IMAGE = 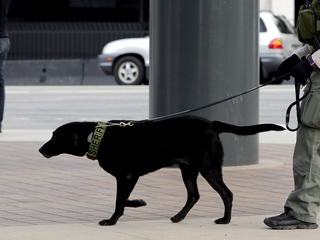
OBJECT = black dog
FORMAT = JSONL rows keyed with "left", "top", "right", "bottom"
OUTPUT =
{"left": 39, "top": 115, "right": 284, "bottom": 226}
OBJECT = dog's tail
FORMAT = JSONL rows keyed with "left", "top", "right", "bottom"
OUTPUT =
{"left": 212, "top": 121, "right": 285, "bottom": 135}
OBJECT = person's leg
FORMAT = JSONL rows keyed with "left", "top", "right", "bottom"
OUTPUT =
{"left": 284, "top": 124, "right": 320, "bottom": 223}
{"left": 264, "top": 124, "right": 320, "bottom": 229}
{"left": 0, "top": 38, "right": 10, "bottom": 131}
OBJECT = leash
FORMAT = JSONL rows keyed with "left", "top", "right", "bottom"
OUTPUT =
{"left": 150, "top": 73, "right": 291, "bottom": 122}
{"left": 285, "top": 78, "right": 311, "bottom": 131}
{"left": 95, "top": 73, "right": 308, "bottom": 132}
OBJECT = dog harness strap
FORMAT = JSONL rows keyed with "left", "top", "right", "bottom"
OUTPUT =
{"left": 86, "top": 122, "right": 107, "bottom": 160}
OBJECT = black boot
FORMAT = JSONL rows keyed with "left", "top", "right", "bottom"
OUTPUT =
{"left": 264, "top": 212, "right": 318, "bottom": 230}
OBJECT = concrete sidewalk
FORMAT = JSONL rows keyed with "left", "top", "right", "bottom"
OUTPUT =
{"left": 1, "top": 133, "right": 319, "bottom": 239}
{"left": 2, "top": 215, "right": 320, "bottom": 240}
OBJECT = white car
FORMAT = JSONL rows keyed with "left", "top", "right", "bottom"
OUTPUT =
{"left": 98, "top": 36, "right": 149, "bottom": 85}
{"left": 98, "top": 11, "right": 302, "bottom": 85}
{"left": 259, "top": 11, "right": 302, "bottom": 84}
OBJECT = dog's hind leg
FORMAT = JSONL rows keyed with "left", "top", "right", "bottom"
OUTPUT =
{"left": 200, "top": 167, "right": 233, "bottom": 224}
{"left": 171, "top": 163, "right": 200, "bottom": 223}
{"left": 199, "top": 136, "right": 233, "bottom": 224}
{"left": 99, "top": 175, "right": 139, "bottom": 226}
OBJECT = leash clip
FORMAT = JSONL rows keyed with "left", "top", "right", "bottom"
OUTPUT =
{"left": 120, "top": 121, "right": 134, "bottom": 127}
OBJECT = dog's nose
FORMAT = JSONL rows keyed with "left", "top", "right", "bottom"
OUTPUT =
{"left": 39, "top": 147, "right": 51, "bottom": 158}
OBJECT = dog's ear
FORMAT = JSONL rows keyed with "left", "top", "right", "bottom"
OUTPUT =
{"left": 72, "top": 131, "right": 89, "bottom": 149}
{"left": 72, "top": 122, "right": 96, "bottom": 149}
{"left": 72, "top": 132, "right": 81, "bottom": 148}
{"left": 70, "top": 131, "right": 90, "bottom": 157}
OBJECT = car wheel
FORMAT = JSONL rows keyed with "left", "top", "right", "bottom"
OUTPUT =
{"left": 113, "top": 56, "right": 145, "bottom": 85}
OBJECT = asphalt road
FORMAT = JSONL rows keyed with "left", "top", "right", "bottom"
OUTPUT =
{"left": 3, "top": 85, "right": 149, "bottom": 130}
{"left": 2, "top": 83, "right": 298, "bottom": 131}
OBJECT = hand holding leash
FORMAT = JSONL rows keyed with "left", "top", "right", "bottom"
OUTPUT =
{"left": 277, "top": 54, "right": 301, "bottom": 80}
{"left": 291, "top": 58, "right": 316, "bottom": 85}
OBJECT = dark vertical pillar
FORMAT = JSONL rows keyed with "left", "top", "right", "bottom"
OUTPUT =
{"left": 150, "top": 0, "right": 260, "bottom": 166}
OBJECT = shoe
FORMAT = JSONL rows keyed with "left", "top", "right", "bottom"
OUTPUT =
{"left": 264, "top": 212, "right": 319, "bottom": 230}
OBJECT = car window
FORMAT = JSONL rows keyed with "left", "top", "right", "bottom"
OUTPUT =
{"left": 272, "top": 15, "right": 295, "bottom": 34}
{"left": 260, "top": 18, "right": 267, "bottom": 32}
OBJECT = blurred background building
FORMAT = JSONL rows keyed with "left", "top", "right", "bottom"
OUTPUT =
{"left": 260, "top": 0, "right": 305, "bottom": 26}
{"left": 4, "top": 0, "right": 305, "bottom": 85}
{"left": 6, "top": 0, "right": 149, "bottom": 61}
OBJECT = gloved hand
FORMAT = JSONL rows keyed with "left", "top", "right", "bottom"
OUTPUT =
{"left": 290, "top": 57, "right": 315, "bottom": 85}
{"left": 277, "top": 54, "right": 301, "bottom": 80}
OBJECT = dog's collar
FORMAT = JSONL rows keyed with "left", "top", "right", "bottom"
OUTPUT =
{"left": 86, "top": 122, "right": 107, "bottom": 160}
{"left": 86, "top": 121, "right": 134, "bottom": 160}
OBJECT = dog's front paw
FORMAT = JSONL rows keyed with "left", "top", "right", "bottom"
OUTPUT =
{"left": 214, "top": 217, "right": 230, "bottom": 224}
{"left": 99, "top": 219, "right": 116, "bottom": 226}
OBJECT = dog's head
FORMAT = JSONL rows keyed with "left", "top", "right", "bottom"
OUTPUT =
{"left": 39, "top": 122, "right": 96, "bottom": 158}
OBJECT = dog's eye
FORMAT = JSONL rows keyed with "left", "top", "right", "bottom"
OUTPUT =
{"left": 51, "top": 135, "right": 57, "bottom": 142}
